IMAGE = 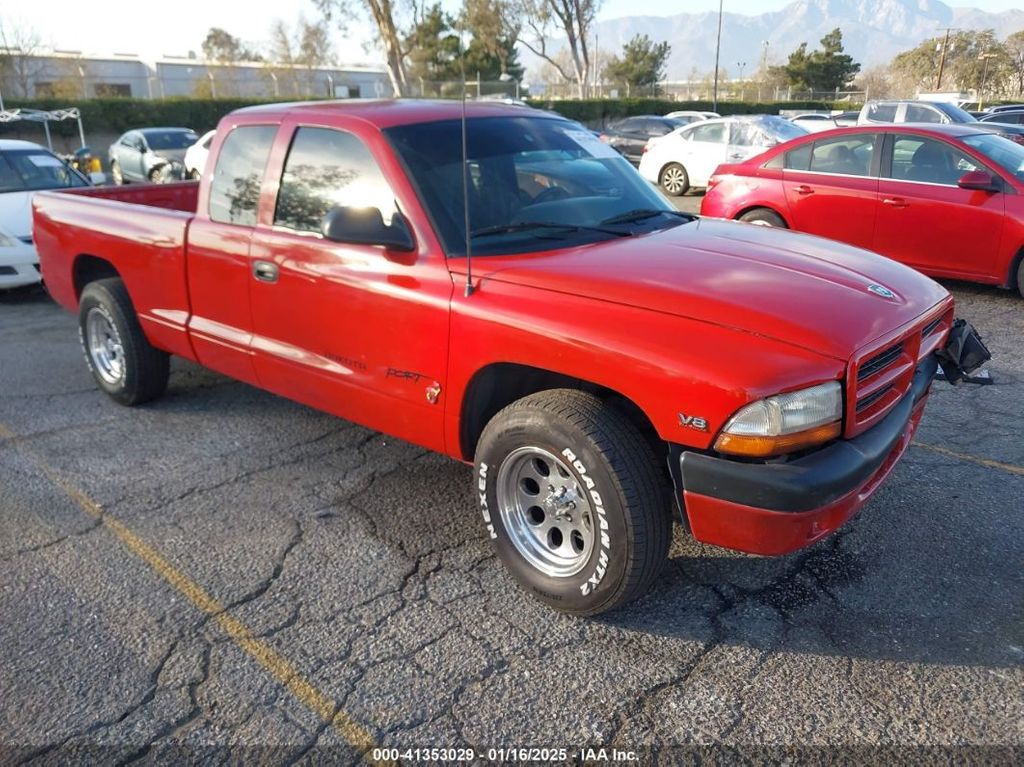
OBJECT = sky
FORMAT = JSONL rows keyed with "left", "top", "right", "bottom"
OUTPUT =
{"left": 3, "top": 0, "right": 1024, "bottom": 64}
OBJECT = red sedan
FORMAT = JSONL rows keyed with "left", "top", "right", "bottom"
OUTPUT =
{"left": 700, "top": 124, "right": 1024, "bottom": 297}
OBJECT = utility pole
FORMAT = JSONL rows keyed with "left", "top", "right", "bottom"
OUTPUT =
{"left": 712, "top": 0, "right": 724, "bottom": 110}
{"left": 935, "top": 28, "right": 958, "bottom": 91}
{"left": 978, "top": 51, "right": 997, "bottom": 110}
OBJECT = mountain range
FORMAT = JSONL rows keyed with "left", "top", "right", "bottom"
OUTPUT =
{"left": 522, "top": 0, "right": 1024, "bottom": 82}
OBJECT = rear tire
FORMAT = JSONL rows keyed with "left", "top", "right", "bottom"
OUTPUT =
{"left": 475, "top": 389, "right": 671, "bottom": 616}
{"left": 78, "top": 278, "right": 169, "bottom": 406}
{"left": 110, "top": 160, "right": 124, "bottom": 185}
{"left": 659, "top": 163, "right": 690, "bottom": 196}
{"left": 1016, "top": 257, "right": 1024, "bottom": 298}
{"left": 738, "top": 208, "right": 787, "bottom": 228}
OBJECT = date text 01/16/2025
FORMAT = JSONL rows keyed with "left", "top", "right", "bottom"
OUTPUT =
{"left": 370, "top": 747, "right": 639, "bottom": 762}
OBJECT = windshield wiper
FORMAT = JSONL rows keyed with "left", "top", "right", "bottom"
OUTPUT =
{"left": 600, "top": 208, "right": 696, "bottom": 226}
{"left": 470, "top": 221, "right": 631, "bottom": 239}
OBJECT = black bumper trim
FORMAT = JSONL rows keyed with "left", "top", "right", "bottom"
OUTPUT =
{"left": 679, "top": 355, "right": 937, "bottom": 513}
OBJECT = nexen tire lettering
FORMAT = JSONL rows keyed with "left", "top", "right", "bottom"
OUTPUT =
{"left": 561, "top": 447, "right": 611, "bottom": 595}
{"left": 478, "top": 462, "right": 497, "bottom": 539}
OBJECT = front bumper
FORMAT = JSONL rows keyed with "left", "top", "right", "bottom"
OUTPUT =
{"left": 0, "top": 242, "right": 42, "bottom": 289}
{"left": 679, "top": 355, "right": 937, "bottom": 555}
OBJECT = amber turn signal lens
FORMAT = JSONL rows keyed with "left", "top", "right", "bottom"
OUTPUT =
{"left": 714, "top": 421, "right": 842, "bottom": 459}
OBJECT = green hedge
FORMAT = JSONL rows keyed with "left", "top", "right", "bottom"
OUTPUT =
{"left": 0, "top": 98, "right": 281, "bottom": 136}
{"left": 540, "top": 98, "right": 856, "bottom": 124}
{"left": 0, "top": 96, "right": 861, "bottom": 138}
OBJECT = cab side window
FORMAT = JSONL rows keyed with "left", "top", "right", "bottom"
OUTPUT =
{"left": 274, "top": 127, "right": 398, "bottom": 235}
{"left": 208, "top": 125, "right": 277, "bottom": 226}
{"left": 905, "top": 104, "right": 943, "bottom": 124}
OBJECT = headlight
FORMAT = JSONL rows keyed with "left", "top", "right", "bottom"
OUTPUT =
{"left": 0, "top": 233, "right": 16, "bottom": 248}
{"left": 714, "top": 381, "right": 843, "bottom": 458}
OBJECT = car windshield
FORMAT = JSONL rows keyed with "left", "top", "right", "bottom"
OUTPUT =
{"left": 0, "top": 149, "right": 88, "bottom": 192}
{"left": 963, "top": 133, "right": 1024, "bottom": 182}
{"left": 385, "top": 116, "right": 688, "bottom": 256}
{"left": 937, "top": 102, "right": 977, "bottom": 122}
{"left": 143, "top": 130, "right": 199, "bottom": 150}
{"left": 758, "top": 116, "right": 809, "bottom": 141}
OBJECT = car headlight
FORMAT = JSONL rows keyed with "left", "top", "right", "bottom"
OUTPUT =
{"left": 0, "top": 233, "right": 16, "bottom": 248}
{"left": 714, "top": 381, "right": 843, "bottom": 458}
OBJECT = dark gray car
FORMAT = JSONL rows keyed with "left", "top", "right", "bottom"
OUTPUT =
{"left": 108, "top": 128, "right": 198, "bottom": 184}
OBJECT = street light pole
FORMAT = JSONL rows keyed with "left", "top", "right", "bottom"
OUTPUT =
{"left": 712, "top": 0, "right": 724, "bottom": 110}
{"left": 978, "top": 52, "right": 997, "bottom": 110}
{"left": 935, "top": 28, "right": 957, "bottom": 91}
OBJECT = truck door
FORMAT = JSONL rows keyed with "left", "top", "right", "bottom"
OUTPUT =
{"left": 186, "top": 124, "right": 277, "bottom": 384}
{"left": 248, "top": 123, "right": 453, "bottom": 453}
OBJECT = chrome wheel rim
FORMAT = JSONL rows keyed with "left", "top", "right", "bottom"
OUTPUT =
{"left": 111, "top": 163, "right": 122, "bottom": 184}
{"left": 749, "top": 219, "right": 774, "bottom": 227}
{"left": 662, "top": 166, "right": 687, "bottom": 194}
{"left": 496, "top": 447, "right": 596, "bottom": 578}
{"left": 85, "top": 307, "right": 125, "bottom": 385}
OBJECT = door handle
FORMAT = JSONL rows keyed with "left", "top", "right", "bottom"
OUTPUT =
{"left": 253, "top": 260, "right": 279, "bottom": 283}
{"left": 793, "top": 184, "right": 814, "bottom": 195}
{"left": 882, "top": 197, "right": 909, "bottom": 208}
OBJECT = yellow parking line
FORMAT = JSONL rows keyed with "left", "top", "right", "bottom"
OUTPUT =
{"left": 912, "top": 442, "right": 1024, "bottom": 477}
{"left": 2, "top": 422, "right": 382, "bottom": 762}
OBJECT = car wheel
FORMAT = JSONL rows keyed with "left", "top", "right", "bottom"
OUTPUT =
{"left": 738, "top": 208, "right": 787, "bottom": 228}
{"left": 659, "top": 163, "right": 689, "bottom": 196}
{"left": 148, "top": 167, "right": 165, "bottom": 184}
{"left": 78, "top": 278, "right": 170, "bottom": 406}
{"left": 475, "top": 389, "right": 671, "bottom": 616}
{"left": 110, "top": 160, "right": 124, "bottom": 185}
{"left": 1017, "top": 257, "right": 1024, "bottom": 299}
{"left": 188, "top": 168, "right": 201, "bottom": 181}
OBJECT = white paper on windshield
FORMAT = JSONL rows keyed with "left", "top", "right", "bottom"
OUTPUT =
{"left": 562, "top": 128, "right": 622, "bottom": 160}
{"left": 28, "top": 154, "right": 65, "bottom": 168}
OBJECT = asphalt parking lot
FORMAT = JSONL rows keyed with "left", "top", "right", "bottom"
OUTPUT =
{"left": 1, "top": 267, "right": 1022, "bottom": 762}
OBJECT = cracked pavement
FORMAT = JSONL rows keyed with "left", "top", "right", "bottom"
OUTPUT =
{"left": 0, "top": 279, "right": 1021, "bottom": 764}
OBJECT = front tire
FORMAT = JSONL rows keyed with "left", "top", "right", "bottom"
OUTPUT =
{"left": 475, "top": 390, "right": 670, "bottom": 616}
{"left": 738, "top": 208, "right": 787, "bottom": 228}
{"left": 110, "top": 160, "right": 124, "bottom": 185}
{"left": 659, "top": 163, "right": 690, "bottom": 196}
{"left": 78, "top": 279, "right": 169, "bottom": 406}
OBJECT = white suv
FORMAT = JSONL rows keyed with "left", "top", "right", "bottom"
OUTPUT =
{"left": 858, "top": 100, "right": 974, "bottom": 125}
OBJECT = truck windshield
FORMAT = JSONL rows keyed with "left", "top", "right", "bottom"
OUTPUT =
{"left": 385, "top": 116, "right": 686, "bottom": 256}
{"left": 0, "top": 150, "right": 88, "bottom": 192}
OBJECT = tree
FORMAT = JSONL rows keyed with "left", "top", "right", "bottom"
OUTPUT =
{"left": 890, "top": 29, "right": 1010, "bottom": 96}
{"left": 602, "top": 34, "right": 670, "bottom": 92}
{"left": 0, "top": 19, "right": 46, "bottom": 99}
{"left": 462, "top": 0, "right": 521, "bottom": 77}
{"left": 266, "top": 17, "right": 335, "bottom": 97}
{"left": 404, "top": 4, "right": 461, "bottom": 82}
{"left": 771, "top": 27, "right": 860, "bottom": 93}
{"left": 201, "top": 27, "right": 262, "bottom": 63}
{"left": 1008, "top": 30, "right": 1024, "bottom": 97}
{"left": 512, "top": 0, "right": 602, "bottom": 99}
{"left": 314, "top": 0, "right": 408, "bottom": 97}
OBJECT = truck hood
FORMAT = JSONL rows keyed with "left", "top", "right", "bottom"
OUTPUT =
{"left": 475, "top": 218, "right": 950, "bottom": 360}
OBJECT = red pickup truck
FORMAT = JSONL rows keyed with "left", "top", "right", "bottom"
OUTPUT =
{"left": 35, "top": 100, "right": 960, "bottom": 615}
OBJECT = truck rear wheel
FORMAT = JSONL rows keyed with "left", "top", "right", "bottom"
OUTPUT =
{"left": 78, "top": 278, "right": 169, "bottom": 406}
{"left": 475, "top": 389, "right": 670, "bottom": 615}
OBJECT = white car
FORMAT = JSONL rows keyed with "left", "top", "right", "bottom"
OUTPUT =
{"left": 0, "top": 139, "right": 93, "bottom": 289}
{"left": 184, "top": 130, "right": 215, "bottom": 180}
{"left": 790, "top": 113, "right": 839, "bottom": 133}
{"left": 639, "top": 115, "right": 808, "bottom": 196}
{"left": 664, "top": 110, "right": 720, "bottom": 124}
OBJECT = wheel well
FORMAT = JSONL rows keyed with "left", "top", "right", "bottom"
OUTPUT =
{"left": 1008, "top": 247, "right": 1024, "bottom": 290}
{"left": 734, "top": 205, "right": 788, "bottom": 226}
{"left": 459, "top": 363, "right": 663, "bottom": 464}
{"left": 73, "top": 255, "right": 120, "bottom": 298}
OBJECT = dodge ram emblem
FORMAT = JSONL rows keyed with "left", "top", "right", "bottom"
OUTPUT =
{"left": 868, "top": 283, "right": 897, "bottom": 299}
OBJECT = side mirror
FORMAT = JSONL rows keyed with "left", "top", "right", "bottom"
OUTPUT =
{"left": 957, "top": 170, "right": 999, "bottom": 192}
{"left": 320, "top": 206, "right": 415, "bottom": 252}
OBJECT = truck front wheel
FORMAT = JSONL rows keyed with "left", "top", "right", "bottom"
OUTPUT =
{"left": 475, "top": 389, "right": 670, "bottom": 615}
{"left": 78, "top": 278, "right": 170, "bottom": 406}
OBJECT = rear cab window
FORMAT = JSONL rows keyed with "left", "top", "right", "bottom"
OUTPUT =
{"left": 866, "top": 103, "right": 898, "bottom": 123}
{"left": 208, "top": 125, "right": 277, "bottom": 226}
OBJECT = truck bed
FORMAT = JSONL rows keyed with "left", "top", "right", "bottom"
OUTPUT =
{"left": 33, "top": 182, "right": 200, "bottom": 361}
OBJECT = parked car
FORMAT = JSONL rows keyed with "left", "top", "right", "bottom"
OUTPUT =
{"left": 832, "top": 110, "right": 861, "bottom": 127}
{"left": 858, "top": 99, "right": 1024, "bottom": 145}
{"left": 700, "top": 124, "right": 1024, "bottom": 296}
{"left": 790, "top": 113, "right": 839, "bottom": 132}
{"left": 598, "top": 116, "right": 685, "bottom": 164}
{"left": 984, "top": 104, "right": 1024, "bottom": 114}
{"left": 108, "top": 127, "right": 199, "bottom": 184}
{"left": 33, "top": 100, "right": 970, "bottom": 615}
{"left": 979, "top": 110, "right": 1024, "bottom": 126}
{"left": 664, "top": 110, "right": 718, "bottom": 124}
{"left": 639, "top": 115, "right": 808, "bottom": 195}
{"left": 0, "top": 139, "right": 94, "bottom": 289}
{"left": 184, "top": 130, "right": 215, "bottom": 180}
